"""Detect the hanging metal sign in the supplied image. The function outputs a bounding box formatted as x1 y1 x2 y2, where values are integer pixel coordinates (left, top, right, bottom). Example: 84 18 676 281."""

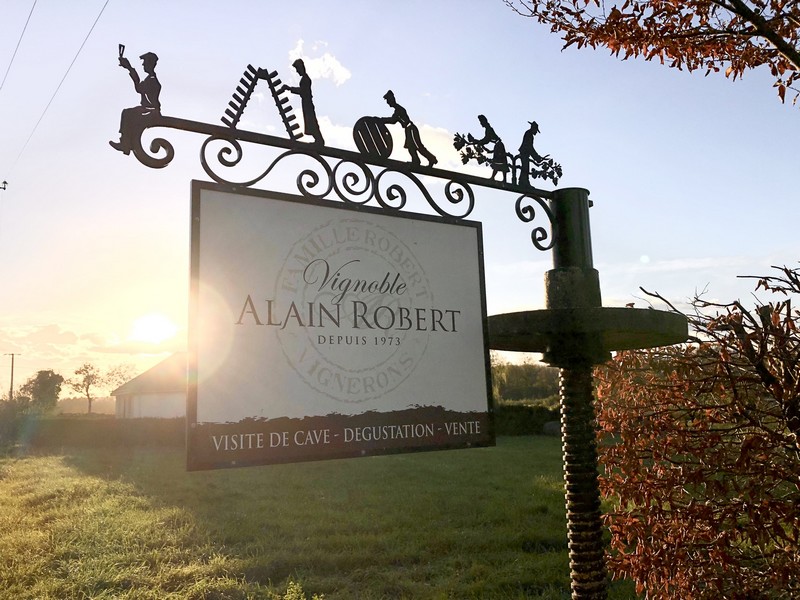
114 48 690 594
188 181 493 470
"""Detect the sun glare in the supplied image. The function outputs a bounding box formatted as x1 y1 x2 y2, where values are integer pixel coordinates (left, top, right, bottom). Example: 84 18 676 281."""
128 313 179 345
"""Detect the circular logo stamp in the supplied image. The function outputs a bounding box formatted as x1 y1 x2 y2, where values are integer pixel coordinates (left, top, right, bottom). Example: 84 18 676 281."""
274 217 432 403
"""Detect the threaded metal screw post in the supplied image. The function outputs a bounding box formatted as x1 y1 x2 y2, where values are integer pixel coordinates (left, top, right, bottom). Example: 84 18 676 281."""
560 365 608 599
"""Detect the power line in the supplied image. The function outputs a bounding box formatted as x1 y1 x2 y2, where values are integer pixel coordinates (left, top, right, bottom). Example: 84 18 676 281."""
0 0 38 93
13 0 110 167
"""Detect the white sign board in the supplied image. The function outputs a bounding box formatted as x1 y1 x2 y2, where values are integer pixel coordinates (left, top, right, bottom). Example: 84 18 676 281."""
188 181 493 469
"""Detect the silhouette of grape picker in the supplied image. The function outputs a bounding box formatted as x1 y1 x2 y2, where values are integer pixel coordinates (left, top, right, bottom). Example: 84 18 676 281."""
283 59 324 146
380 90 437 167
469 115 509 182
109 48 161 155
517 120 545 187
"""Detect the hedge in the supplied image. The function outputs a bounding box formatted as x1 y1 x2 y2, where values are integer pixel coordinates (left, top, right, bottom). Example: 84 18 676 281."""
19 416 185 449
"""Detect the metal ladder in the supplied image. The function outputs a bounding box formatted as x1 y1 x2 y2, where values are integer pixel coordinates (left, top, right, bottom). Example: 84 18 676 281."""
221 65 303 141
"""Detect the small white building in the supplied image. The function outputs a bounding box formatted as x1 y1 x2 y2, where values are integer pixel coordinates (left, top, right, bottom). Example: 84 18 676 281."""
113 353 186 419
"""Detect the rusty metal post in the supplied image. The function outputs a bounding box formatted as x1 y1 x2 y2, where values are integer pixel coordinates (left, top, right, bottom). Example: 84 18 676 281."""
546 188 608 599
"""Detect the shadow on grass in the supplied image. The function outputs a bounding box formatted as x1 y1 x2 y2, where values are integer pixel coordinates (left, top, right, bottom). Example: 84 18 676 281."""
55 437 570 595
42 436 636 599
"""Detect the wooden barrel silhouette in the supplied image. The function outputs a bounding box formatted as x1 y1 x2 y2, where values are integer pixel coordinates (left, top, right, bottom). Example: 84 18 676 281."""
353 116 392 158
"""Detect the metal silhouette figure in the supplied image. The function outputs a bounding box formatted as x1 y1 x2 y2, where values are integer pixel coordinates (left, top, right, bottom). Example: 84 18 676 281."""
517 120 543 187
283 59 324 146
453 115 509 182
109 46 161 155
517 120 562 187
379 90 437 167
455 118 562 186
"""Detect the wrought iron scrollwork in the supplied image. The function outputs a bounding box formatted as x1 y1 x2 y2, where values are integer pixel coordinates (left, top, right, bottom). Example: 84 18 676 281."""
199 135 333 198
374 169 408 211
296 154 333 199
442 179 475 219
332 158 375 205
515 193 554 251
374 169 474 218
116 112 560 238
111 53 559 248
194 130 476 218
133 130 175 169
200 135 242 176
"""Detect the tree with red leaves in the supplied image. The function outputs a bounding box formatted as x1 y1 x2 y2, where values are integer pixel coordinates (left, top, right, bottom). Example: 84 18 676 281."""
506 0 800 104
596 266 800 598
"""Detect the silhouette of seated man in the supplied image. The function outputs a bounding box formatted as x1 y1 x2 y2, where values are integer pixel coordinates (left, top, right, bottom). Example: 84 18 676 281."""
109 51 161 155
380 90 437 167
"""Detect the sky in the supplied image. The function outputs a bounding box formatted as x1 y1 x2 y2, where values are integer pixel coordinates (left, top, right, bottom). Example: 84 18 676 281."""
0 0 797 396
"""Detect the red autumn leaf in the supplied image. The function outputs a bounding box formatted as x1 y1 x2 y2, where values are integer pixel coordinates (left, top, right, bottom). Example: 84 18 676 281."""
506 0 800 106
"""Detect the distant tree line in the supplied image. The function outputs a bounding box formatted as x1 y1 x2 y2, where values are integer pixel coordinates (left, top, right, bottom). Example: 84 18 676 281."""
0 362 135 448
491 355 559 404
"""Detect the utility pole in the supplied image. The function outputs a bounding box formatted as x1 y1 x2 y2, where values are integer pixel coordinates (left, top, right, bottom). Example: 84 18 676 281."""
2 188 13 400
4 353 19 400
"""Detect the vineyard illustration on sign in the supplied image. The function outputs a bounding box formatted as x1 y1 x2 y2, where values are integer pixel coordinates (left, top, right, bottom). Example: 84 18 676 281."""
109 44 562 230
109 44 562 186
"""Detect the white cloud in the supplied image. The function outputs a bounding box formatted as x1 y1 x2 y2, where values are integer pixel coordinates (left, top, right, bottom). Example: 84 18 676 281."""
317 115 356 151
288 39 351 86
418 124 461 171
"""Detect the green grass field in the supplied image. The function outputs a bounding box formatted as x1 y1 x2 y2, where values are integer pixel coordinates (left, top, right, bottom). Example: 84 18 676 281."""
0 437 636 599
